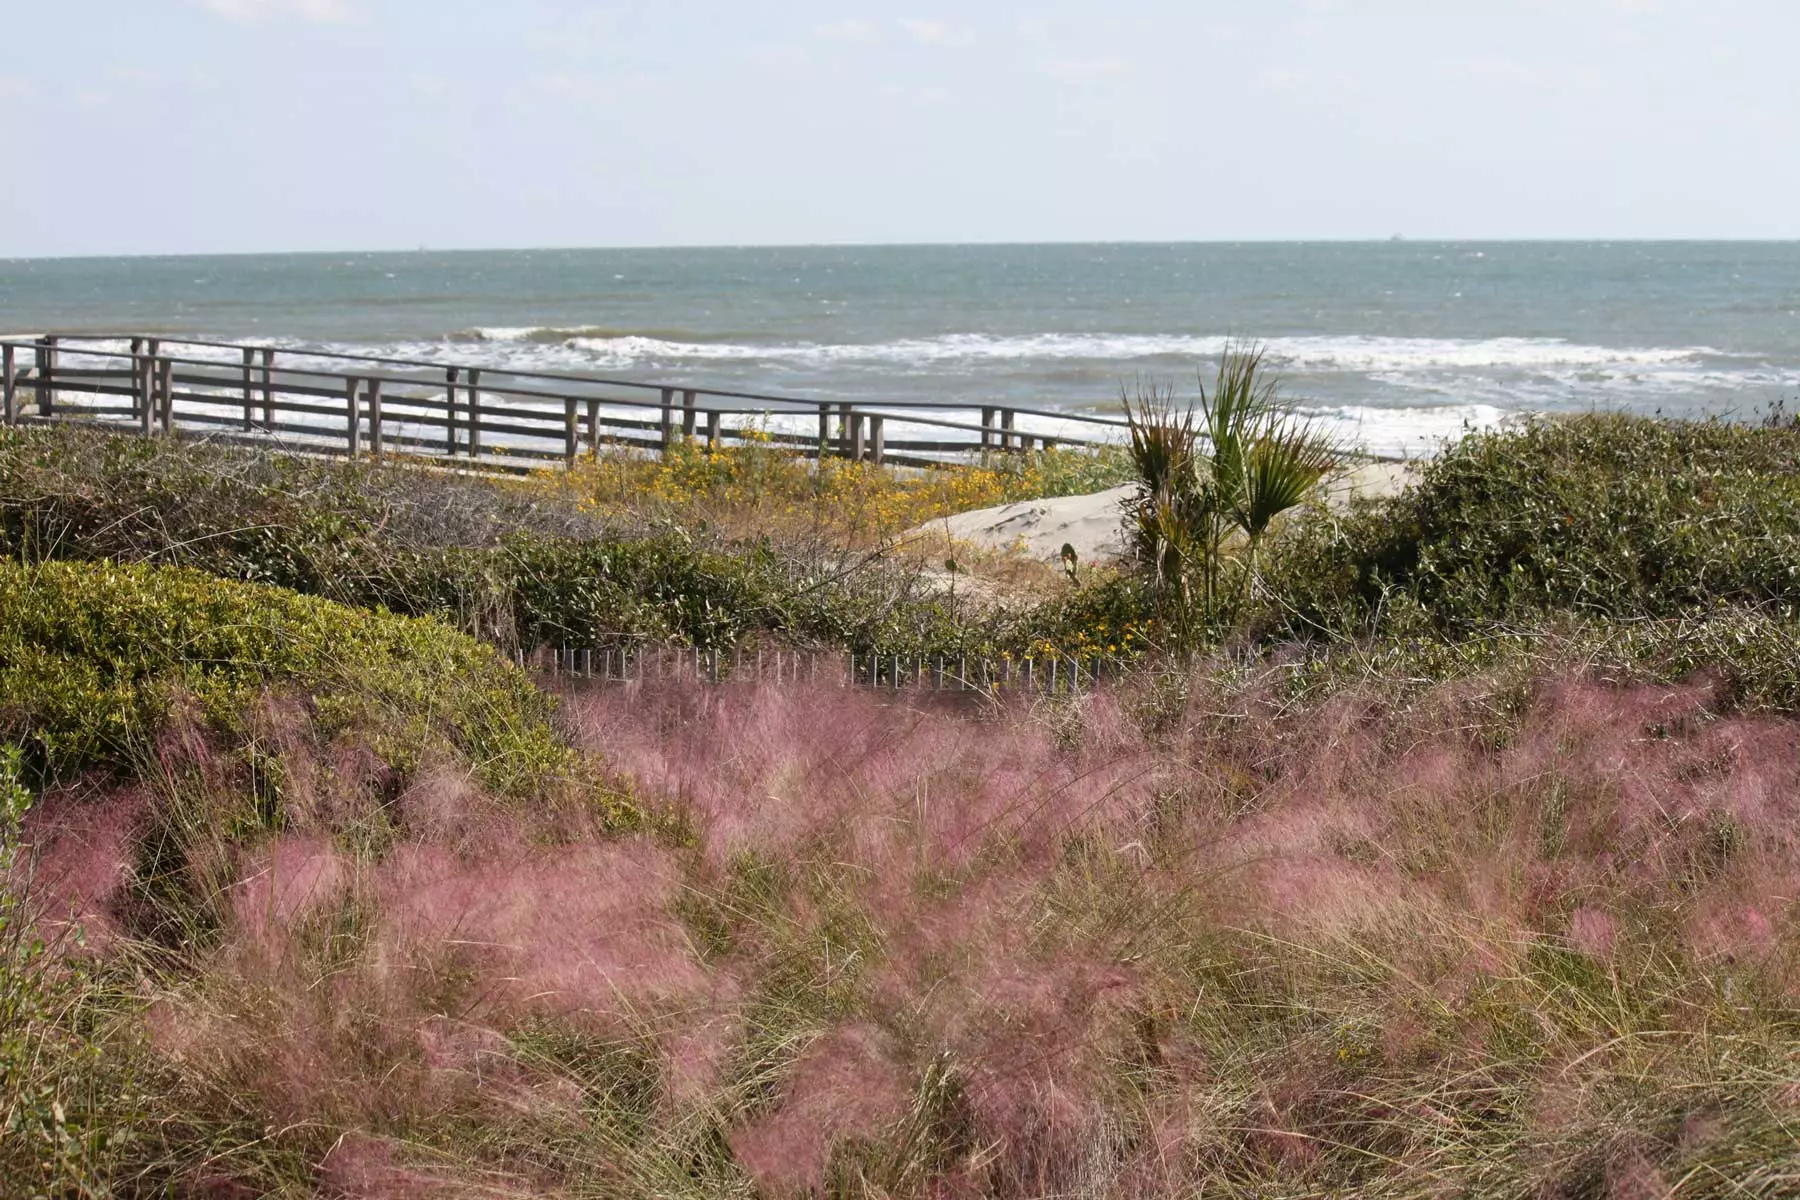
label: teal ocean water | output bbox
[4,242,1798,456]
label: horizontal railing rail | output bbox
[0,333,1127,471]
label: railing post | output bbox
[838,402,853,457]
[681,388,697,439]
[850,410,866,461]
[467,368,482,458]
[705,407,720,449]
[659,387,674,450]
[367,378,383,457]
[586,397,601,457]
[260,347,275,427]
[127,338,142,425]
[136,350,151,436]
[345,376,361,457]
[869,414,885,466]
[817,403,830,460]
[35,336,56,416]
[564,396,578,464]
[157,357,174,435]
[240,346,255,431]
[445,366,460,455]
[1,344,14,425]
[1001,408,1016,452]
[980,405,996,450]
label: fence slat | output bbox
[467,369,482,458]
[368,378,383,457]
[158,358,174,434]
[35,336,57,416]
[445,366,460,454]
[346,377,361,457]
[1,344,13,425]
[241,346,255,431]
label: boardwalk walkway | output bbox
[0,333,1125,471]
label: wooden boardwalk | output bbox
[0,333,1125,470]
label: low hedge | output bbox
[0,559,568,793]
[1263,414,1800,638]
[0,427,1049,659]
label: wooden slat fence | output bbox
[0,333,1127,469]
[525,643,1126,695]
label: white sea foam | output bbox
[531,331,1719,372]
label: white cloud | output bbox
[1041,57,1128,84]
[814,19,880,43]
[195,0,353,23]
[898,18,974,46]
[0,77,36,101]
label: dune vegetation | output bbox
[9,386,1800,1196]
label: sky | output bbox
[2,0,1798,256]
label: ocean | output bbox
[4,241,1798,458]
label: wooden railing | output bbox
[0,333,1126,469]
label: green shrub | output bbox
[0,427,1097,660]
[0,559,567,793]
[1264,414,1800,638]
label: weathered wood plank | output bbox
[36,336,57,416]
[467,369,482,458]
[1,344,13,425]
[368,378,384,456]
[346,377,361,457]
[158,357,174,434]
[241,346,255,431]
[445,366,460,454]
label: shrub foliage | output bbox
[0,558,566,792]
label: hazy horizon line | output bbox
[8,235,1800,264]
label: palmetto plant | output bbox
[1124,342,1341,646]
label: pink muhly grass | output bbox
[394,761,520,853]
[728,1023,912,1195]
[1683,899,1778,964]
[1604,1151,1672,1200]
[566,678,1168,883]
[372,838,712,1026]
[1567,905,1621,962]
[17,784,147,947]
[229,835,349,941]
[319,1132,535,1199]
